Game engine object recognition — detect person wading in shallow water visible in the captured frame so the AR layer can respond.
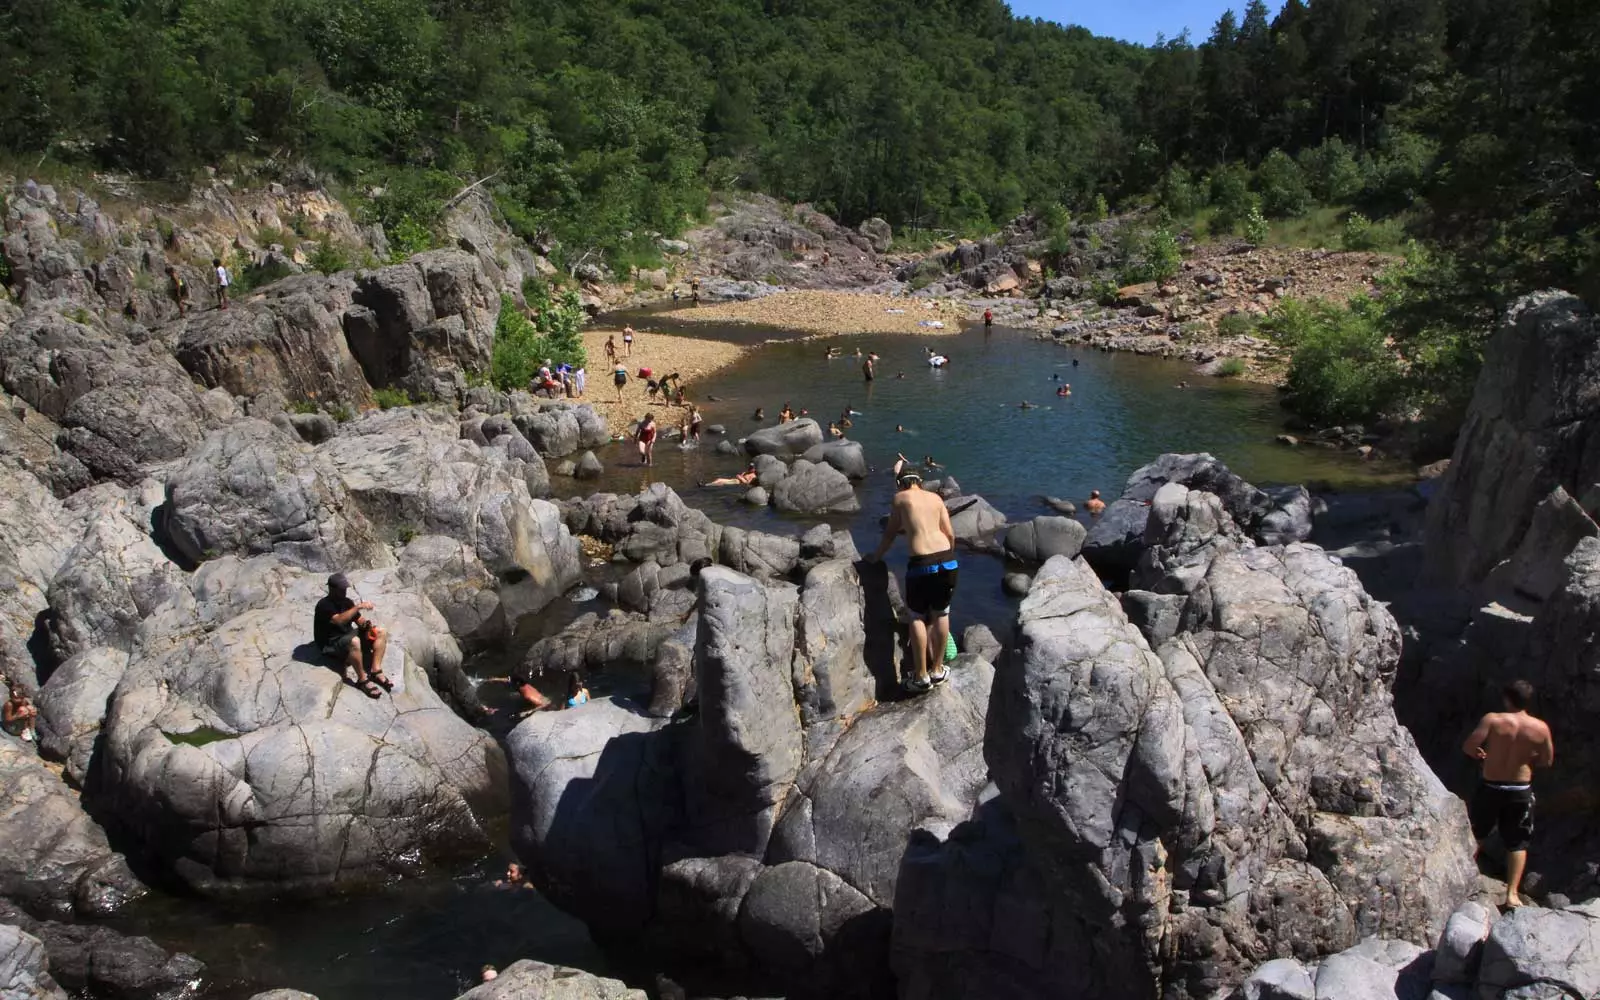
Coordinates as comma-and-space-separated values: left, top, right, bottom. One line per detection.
868, 458, 958, 694
1462, 679, 1554, 909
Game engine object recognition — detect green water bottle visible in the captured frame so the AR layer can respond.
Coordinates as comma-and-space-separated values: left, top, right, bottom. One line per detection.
944, 633, 958, 663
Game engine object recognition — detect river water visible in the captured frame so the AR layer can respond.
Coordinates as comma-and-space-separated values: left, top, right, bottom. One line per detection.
107, 320, 1405, 999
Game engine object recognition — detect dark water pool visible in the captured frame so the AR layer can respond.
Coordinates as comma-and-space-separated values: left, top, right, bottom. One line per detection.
108, 320, 1407, 1000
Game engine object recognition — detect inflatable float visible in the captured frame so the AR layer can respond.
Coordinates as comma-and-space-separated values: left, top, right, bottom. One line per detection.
928, 354, 949, 367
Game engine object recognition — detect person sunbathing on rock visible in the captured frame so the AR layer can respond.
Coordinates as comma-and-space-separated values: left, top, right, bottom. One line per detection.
314, 573, 391, 699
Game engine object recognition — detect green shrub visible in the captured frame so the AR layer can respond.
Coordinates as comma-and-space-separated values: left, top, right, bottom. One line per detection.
288, 400, 319, 415
1088, 193, 1109, 223
1214, 357, 1247, 377
372, 387, 411, 410
1243, 206, 1270, 247
1157, 166, 1201, 219
1341, 212, 1379, 251
387, 218, 435, 262
328, 404, 354, 423
1298, 139, 1364, 204
1262, 297, 1403, 426
489, 287, 587, 391
1209, 164, 1255, 233
1216, 312, 1257, 338
1116, 227, 1182, 285
0, 253, 13, 287
1256, 150, 1312, 219
1091, 278, 1121, 305
309, 239, 350, 275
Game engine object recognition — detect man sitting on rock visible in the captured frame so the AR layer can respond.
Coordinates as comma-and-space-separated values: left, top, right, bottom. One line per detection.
868, 457, 958, 694
313, 573, 392, 699
1462, 679, 1554, 909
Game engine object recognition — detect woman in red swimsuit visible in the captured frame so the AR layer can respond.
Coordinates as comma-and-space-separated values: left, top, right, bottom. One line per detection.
636, 412, 658, 466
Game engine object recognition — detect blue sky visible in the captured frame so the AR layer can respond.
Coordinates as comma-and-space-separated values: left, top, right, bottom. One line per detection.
1009, 0, 1286, 45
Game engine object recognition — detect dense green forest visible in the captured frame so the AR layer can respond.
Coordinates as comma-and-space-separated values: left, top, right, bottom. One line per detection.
1, 0, 1596, 436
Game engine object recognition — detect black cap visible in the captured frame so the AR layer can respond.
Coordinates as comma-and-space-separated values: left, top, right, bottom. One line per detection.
328, 573, 350, 592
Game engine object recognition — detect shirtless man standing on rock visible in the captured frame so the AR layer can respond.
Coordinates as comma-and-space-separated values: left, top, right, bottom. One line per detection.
1462, 679, 1553, 908
868, 455, 957, 694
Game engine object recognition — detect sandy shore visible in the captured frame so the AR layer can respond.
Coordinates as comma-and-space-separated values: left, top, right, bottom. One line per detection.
669, 290, 968, 338
577, 327, 748, 432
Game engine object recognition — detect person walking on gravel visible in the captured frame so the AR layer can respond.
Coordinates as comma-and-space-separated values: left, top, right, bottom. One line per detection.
1463, 680, 1554, 909
868, 456, 958, 694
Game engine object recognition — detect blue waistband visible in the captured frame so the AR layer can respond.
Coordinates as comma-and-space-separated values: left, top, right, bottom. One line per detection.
906, 559, 959, 577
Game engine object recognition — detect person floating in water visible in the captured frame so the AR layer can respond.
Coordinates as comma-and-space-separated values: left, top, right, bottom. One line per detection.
778, 402, 795, 423
1056, 385, 1070, 397
1085, 490, 1106, 515
1462, 680, 1554, 909
828, 422, 844, 439
838, 410, 853, 429
703, 462, 758, 488
894, 424, 905, 433
868, 460, 958, 695
1018, 401, 1037, 409
923, 455, 943, 470
753, 407, 765, 421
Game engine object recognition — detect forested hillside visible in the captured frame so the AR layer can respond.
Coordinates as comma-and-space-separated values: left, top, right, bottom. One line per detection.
2, 0, 1597, 435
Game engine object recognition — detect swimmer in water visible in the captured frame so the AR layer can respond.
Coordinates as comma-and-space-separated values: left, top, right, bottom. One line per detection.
923, 455, 943, 470
895, 424, 906, 433
838, 410, 853, 429
1019, 401, 1037, 409
1056, 386, 1069, 397
896, 372, 907, 379
753, 407, 765, 421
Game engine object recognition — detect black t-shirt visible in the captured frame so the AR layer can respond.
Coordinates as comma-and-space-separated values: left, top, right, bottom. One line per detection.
314, 595, 356, 646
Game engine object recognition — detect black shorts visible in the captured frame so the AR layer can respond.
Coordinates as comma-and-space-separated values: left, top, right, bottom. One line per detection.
614, 372, 627, 387
321, 634, 357, 660
905, 551, 958, 617
1470, 782, 1535, 851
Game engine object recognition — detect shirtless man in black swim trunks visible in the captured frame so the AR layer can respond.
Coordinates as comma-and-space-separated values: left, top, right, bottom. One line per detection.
1462, 679, 1554, 908
868, 458, 957, 693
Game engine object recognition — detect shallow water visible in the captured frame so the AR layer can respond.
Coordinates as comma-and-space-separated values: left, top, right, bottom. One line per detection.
108, 320, 1408, 1000
573, 319, 1408, 632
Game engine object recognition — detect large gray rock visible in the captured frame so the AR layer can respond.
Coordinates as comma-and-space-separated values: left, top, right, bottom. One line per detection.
744, 419, 825, 459
175, 273, 374, 410
1430, 900, 1495, 985
451, 959, 646, 999
0, 462, 80, 693
945, 495, 1007, 550
801, 440, 869, 481
0, 904, 204, 1000
753, 453, 789, 489
858, 218, 893, 254
1002, 515, 1086, 565
45, 489, 184, 660
1476, 899, 1600, 1000
394, 535, 505, 650
912, 538, 1475, 1000
34, 647, 129, 786
94, 558, 503, 895
790, 560, 875, 732
319, 411, 580, 619
162, 420, 392, 572
0, 392, 89, 497
0, 923, 67, 1000
689, 567, 803, 853
0, 739, 144, 918
348, 249, 499, 403
0, 313, 226, 482
772, 460, 859, 515
1423, 292, 1600, 588
511, 404, 610, 460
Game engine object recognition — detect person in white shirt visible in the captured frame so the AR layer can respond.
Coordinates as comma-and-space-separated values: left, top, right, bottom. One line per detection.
213, 257, 231, 310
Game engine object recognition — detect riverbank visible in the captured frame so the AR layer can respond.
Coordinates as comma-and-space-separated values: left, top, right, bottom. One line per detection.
578, 328, 748, 432
667, 290, 967, 338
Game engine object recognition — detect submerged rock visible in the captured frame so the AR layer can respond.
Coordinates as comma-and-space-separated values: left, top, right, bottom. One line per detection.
452, 960, 645, 999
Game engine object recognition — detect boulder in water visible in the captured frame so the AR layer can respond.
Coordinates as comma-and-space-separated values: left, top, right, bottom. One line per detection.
773, 460, 859, 515
743, 486, 769, 506
743, 418, 825, 459
1002, 515, 1086, 565
451, 960, 646, 999
574, 450, 604, 480
801, 440, 868, 480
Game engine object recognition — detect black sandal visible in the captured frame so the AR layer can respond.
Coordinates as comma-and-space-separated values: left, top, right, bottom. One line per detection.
369, 670, 394, 692
349, 678, 383, 699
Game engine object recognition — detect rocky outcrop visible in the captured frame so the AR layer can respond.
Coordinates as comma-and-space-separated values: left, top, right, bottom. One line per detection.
0, 462, 80, 693
509, 557, 993, 998
174, 273, 374, 411
1082, 452, 1311, 581
743, 418, 825, 459
0, 739, 144, 918
0, 923, 67, 1000
896, 477, 1474, 999
509, 401, 610, 460
1232, 897, 1600, 1000
452, 960, 646, 1000
0, 902, 203, 1000
1423, 292, 1600, 589
0, 313, 227, 483
94, 557, 504, 896
320, 408, 579, 620
161, 420, 392, 572
772, 459, 859, 514
348, 250, 499, 403
45, 484, 184, 661
801, 440, 868, 480
1001, 515, 1086, 565
34, 647, 129, 786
